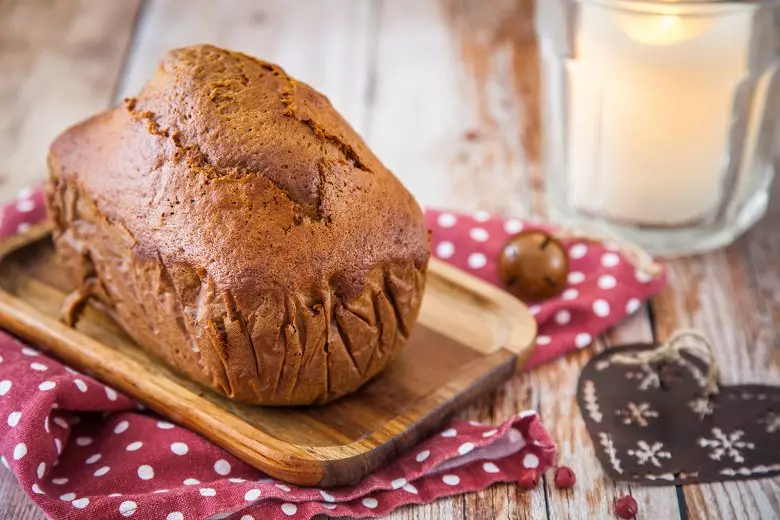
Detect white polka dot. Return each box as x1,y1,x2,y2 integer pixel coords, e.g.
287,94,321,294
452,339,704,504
244,489,262,501
0,355,3,363
482,429,498,437
32,483,44,494
166,513,183,520
442,474,461,486
458,442,475,455
21,347,38,356
468,420,482,426
473,210,491,222
403,483,418,494
415,450,430,462
30,362,48,371
281,503,297,516
570,243,588,259
575,333,592,348
504,219,523,234
153,490,168,494
523,453,540,468
8,411,21,427
0,380,10,395
626,298,642,314
555,310,571,325
105,387,118,401
437,213,457,228
85,453,101,464
210,514,230,520
119,500,137,516
39,381,56,391
74,379,88,392
72,497,89,509
323,504,337,510
598,274,617,289
362,497,378,509
568,272,585,284
436,241,455,259
76,437,92,447
60,492,76,501
226,478,244,484
593,299,610,317
483,462,500,473
469,228,489,242
18,187,34,199
391,478,406,490
137,465,154,480
52,477,68,485
170,442,187,455
214,459,231,476
561,288,578,300
94,466,110,477
37,462,45,479
441,428,457,438
535,335,551,347
157,421,174,429
44,416,49,433
54,438,62,455
184,478,200,485
528,305,541,315
635,268,654,283
320,490,335,502
467,252,487,269
199,488,216,497
16,199,36,213
13,443,27,460
240,516,254,520
53,417,68,429
114,420,129,434
601,252,620,267
272,484,289,493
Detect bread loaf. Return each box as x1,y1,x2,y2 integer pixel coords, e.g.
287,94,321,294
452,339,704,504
46,45,429,405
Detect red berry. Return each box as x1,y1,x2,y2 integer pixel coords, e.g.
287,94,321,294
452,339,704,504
554,466,576,489
517,471,539,489
615,495,638,519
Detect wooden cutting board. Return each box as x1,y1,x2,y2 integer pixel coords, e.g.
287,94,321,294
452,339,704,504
0,224,536,487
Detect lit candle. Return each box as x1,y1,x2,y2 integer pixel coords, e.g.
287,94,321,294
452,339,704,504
567,1,758,226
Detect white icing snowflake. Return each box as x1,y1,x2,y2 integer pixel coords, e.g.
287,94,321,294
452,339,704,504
599,432,623,474
615,401,659,427
759,412,780,434
627,440,671,467
688,396,715,420
698,428,755,464
625,364,660,391
583,380,602,423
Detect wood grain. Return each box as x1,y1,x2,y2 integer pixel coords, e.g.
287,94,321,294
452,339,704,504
0,0,142,203
0,227,533,488
2,0,780,517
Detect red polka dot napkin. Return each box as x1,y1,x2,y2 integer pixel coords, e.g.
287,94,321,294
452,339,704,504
425,209,666,368
0,190,663,520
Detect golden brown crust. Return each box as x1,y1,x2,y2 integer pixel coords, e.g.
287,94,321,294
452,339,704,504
46,45,429,405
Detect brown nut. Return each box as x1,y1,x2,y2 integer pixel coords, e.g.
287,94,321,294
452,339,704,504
498,230,569,302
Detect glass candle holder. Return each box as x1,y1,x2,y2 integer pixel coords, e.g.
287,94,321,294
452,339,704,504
537,0,780,257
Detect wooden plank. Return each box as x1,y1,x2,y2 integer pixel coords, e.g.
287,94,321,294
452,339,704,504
0,0,142,202
369,0,541,217
116,0,374,135
652,168,780,519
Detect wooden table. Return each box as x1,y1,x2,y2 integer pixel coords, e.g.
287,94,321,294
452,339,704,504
1,1,778,518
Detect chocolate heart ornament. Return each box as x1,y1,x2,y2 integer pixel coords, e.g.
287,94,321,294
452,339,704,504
577,330,780,485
